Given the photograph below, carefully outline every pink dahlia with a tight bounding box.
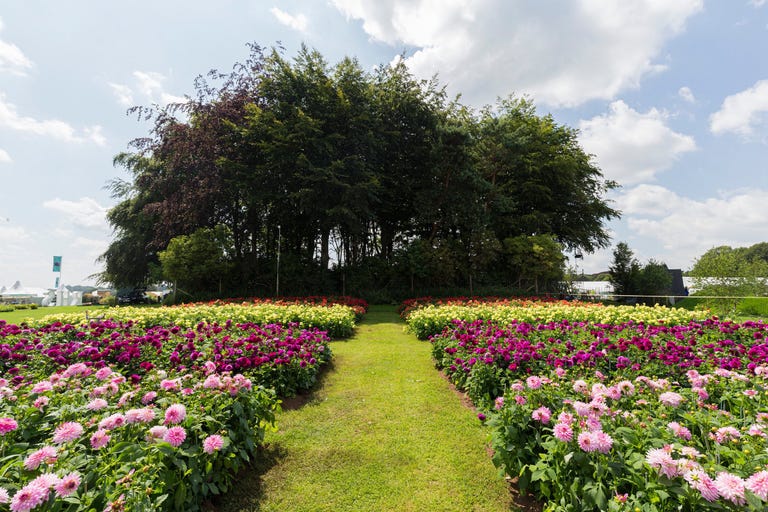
[203,374,222,389]
[577,431,597,453]
[593,431,613,454]
[0,487,8,504]
[493,396,504,410]
[531,406,551,424]
[714,472,746,506]
[146,425,168,442]
[164,404,186,425]
[659,392,684,407]
[98,413,125,430]
[54,472,81,498]
[646,448,678,479]
[667,421,692,441]
[746,470,768,501]
[9,482,48,512]
[163,426,187,447]
[203,434,224,454]
[553,422,573,442]
[141,391,157,404]
[95,367,113,380]
[31,381,53,393]
[684,469,719,501]
[52,422,84,444]
[713,426,740,444]
[86,398,109,411]
[125,408,155,424]
[23,446,57,471]
[160,378,180,391]
[526,376,542,389]
[0,417,18,435]
[90,429,111,450]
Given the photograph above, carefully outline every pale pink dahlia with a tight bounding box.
[667,421,692,441]
[553,422,573,442]
[646,448,678,479]
[23,446,58,471]
[203,434,224,454]
[164,403,186,425]
[684,469,719,501]
[577,431,597,453]
[531,406,551,424]
[9,482,48,512]
[90,429,111,450]
[593,431,613,454]
[714,472,746,506]
[52,422,83,444]
[746,470,768,501]
[86,398,109,411]
[0,487,8,504]
[658,392,684,407]
[141,391,157,404]
[163,426,187,447]
[526,376,542,389]
[146,425,168,442]
[54,472,81,498]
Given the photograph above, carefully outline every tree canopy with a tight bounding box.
[100,44,619,299]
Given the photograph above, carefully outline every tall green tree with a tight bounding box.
[609,242,641,297]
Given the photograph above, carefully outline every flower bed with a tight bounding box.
[489,367,768,511]
[207,296,368,320]
[22,302,358,339]
[0,363,277,511]
[406,301,709,340]
[0,300,343,510]
[427,310,768,510]
[1,319,331,397]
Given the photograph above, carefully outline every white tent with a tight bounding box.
[0,281,49,305]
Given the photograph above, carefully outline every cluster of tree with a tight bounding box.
[99,44,619,299]
[608,242,672,302]
[688,243,768,314]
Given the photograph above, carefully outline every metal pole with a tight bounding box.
[276,225,281,297]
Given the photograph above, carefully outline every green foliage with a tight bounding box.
[159,226,233,294]
[690,245,768,316]
[100,45,618,298]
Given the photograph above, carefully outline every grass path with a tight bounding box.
[218,305,516,512]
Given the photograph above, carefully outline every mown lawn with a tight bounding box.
[0,305,106,325]
[217,305,519,512]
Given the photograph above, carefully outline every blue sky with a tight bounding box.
[1,1,767,288]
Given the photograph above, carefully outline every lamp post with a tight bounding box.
[276,225,281,297]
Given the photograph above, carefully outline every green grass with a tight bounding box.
[0,305,106,325]
[217,305,517,512]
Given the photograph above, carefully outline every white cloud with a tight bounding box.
[270,7,309,32]
[0,17,33,76]
[331,0,703,107]
[710,79,768,136]
[108,82,134,107]
[578,101,697,186]
[0,148,10,163]
[618,185,768,267]
[0,93,106,146]
[109,71,187,108]
[42,197,109,230]
[678,86,695,103]
[750,0,767,7]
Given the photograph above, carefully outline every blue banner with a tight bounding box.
[52,255,62,272]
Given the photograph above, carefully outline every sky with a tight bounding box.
[1,1,767,289]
